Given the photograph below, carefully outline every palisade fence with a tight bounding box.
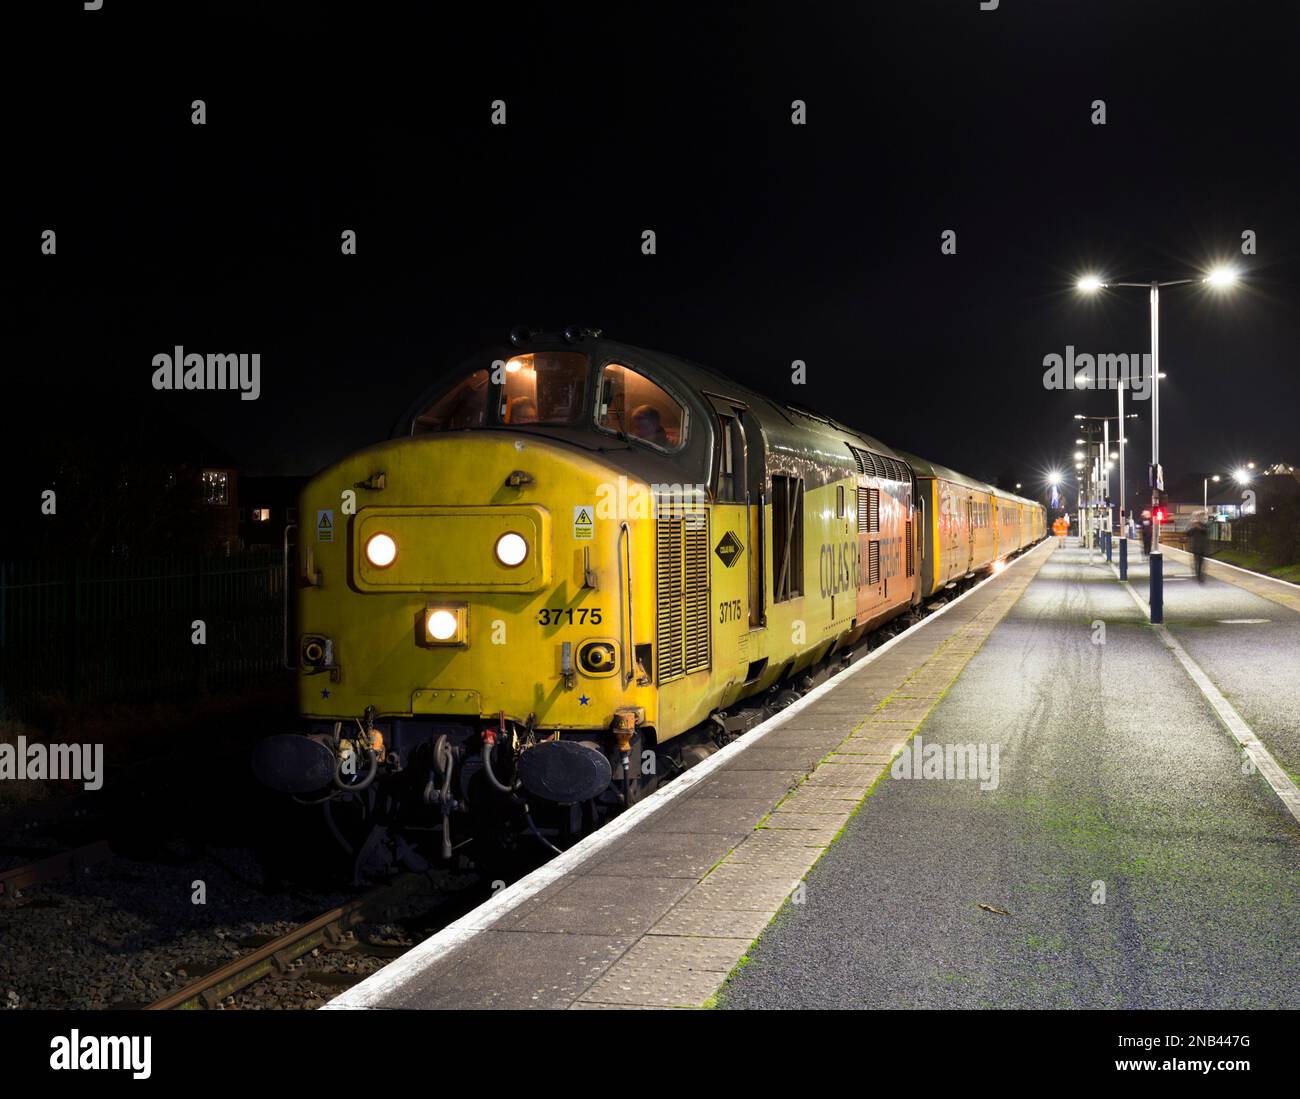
[0,551,287,716]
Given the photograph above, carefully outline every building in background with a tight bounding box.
[238,475,305,549]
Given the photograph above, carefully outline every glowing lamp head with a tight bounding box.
[1206,266,1238,288]
[1076,275,1104,293]
[365,533,397,568]
[495,531,528,567]
[425,609,459,642]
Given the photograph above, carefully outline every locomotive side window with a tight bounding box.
[412,368,490,433]
[771,475,804,602]
[714,413,748,501]
[597,363,685,450]
[498,351,588,425]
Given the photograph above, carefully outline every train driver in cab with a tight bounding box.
[630,403,670,447]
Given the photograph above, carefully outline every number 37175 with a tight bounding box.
[537,607,603,626]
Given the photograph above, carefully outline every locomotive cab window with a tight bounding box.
[597,363,685,450]
[412,352,588,434]
[412,368,490,433]
[497,351,587,425]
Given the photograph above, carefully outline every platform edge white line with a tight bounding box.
[1154,625,1300,827]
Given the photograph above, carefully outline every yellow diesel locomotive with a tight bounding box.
[253,329,1044,877]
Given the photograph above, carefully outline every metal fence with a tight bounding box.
[0,552,286,715]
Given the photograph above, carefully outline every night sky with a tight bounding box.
[9,1,1299,512]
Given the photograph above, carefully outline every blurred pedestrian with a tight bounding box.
[1140,508,1152,557]
[1188,510,1209,583]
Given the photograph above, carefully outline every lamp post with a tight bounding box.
[1075,266,1240,623]
[1074,413,1137,559]
[1203,474,1220,508]
[1203,466,1253,511]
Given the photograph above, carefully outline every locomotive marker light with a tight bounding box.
[365,532,398,568]
[494,531,529,567]
[1074,264,1242,623]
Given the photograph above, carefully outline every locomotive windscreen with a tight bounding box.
[413,352,589,433]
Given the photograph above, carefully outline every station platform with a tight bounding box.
[328,539,1300,1011]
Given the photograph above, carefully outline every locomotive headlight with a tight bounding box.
[365,532,398,568]
[494,531,528,568]
[426,608,460,642]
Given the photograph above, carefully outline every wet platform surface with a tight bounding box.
[328,540,1300,1010]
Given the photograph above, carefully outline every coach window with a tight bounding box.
[597,363,685,450]
[412,368,490,433]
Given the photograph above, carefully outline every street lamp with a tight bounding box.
[1073,412,1138,554]
[1074,266,1242,622]
[1204,473,1220,508]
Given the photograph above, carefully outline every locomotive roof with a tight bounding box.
[575,335,905,467]
[895,450,992,492]
[398,331,1037,503]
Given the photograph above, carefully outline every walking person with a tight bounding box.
[1140,508,1153,557]
[1188,510,1209,583]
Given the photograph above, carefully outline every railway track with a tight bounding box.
[0,840,114,899]
[145,876,422,1010]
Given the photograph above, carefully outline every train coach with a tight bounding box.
[901,453,1045,599]
[253,329,1045,878]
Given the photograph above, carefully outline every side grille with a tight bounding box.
[655,519,684,682]
[857,487,880,533]
[683,521,711,674]
[656,512,711,683]
[868,540,881,586]
[906,520,915,576]
[848,445,910,485]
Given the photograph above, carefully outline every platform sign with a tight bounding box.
[573,505,594,541]
[316,509,334,542]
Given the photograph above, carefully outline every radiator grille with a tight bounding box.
[868,488,880,533]
[906,520,914,577]
[857,487,870,533]
[683,522,711,674]
[656,513,711,683]
[868,540,881,586]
